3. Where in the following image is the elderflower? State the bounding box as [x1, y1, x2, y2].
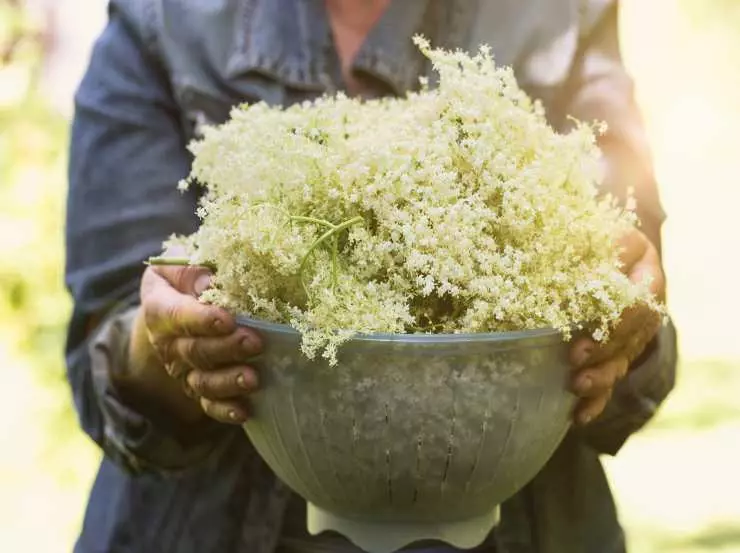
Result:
[170, 37, 661, 364]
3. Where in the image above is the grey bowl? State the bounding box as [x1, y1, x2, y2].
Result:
[238, 316, 576, 553]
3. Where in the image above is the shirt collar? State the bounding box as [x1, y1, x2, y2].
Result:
[225, 0, 480, 96]
[351, 0, 432, 96]
[353, 0, 481, 96]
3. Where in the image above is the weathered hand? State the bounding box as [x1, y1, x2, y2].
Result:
[129, 262, 262, 424]
[569, 228, 665, 425]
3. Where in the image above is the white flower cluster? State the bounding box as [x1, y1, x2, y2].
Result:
[174, 37, 657, 364]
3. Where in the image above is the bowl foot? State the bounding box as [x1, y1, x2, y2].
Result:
[306, 503, 500, 553]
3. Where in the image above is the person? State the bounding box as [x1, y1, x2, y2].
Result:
[65, 1, 677, 552]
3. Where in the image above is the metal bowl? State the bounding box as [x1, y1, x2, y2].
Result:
[239, 316, 576, 553]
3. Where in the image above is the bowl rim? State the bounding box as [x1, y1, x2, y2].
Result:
[236, 315, 565, 344]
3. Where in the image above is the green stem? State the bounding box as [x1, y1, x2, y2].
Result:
[331, 235, 339, 287]
[146, 257, 217, 271]
[290, 215, 336, 229]
[147, 256, 192, 266]
[298, 215, 364, 297]
[298, 216, 363, 275]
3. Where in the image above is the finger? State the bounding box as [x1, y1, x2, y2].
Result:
[570, 304, 650, 368]
[199, 397, 250, 424]
[150, 262, 214, 298]
[187, 366, 259, 400]
[570, 336, 597, 368]
[616, 229, 648, 273]
[570, 334, 625, 368]
[603, 304, 661, 363]
[172, 329, 263, 371]
[571, 356, 629, 398]
[142, 268, 235, 339]
[574, 393, 611, 426]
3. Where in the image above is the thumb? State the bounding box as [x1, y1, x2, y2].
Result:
[151, 263, 213, 298]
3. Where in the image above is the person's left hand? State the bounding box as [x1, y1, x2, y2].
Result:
[569, 228, 665, 425]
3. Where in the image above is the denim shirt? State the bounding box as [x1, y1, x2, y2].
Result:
[65, 1, 677, 552]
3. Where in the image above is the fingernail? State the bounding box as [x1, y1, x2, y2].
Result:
[579, 413, 593, 425]
[236, 374, 250, 389]
[194, 274, 212, 296]
[228, 410, 240, 421]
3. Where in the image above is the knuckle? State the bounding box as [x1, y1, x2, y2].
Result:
[183, 338, 204, 367]
[164, 339, 180, 365]
[163, 302, 181, 331]
[188, 371, 208, 395]
[152, 336, 176, 366]
[148, 330, 166, 353]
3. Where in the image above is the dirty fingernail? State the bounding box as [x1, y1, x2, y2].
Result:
[237, 374, 249, 389]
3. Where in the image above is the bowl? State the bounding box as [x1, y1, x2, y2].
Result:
[238, 316, 576, 553]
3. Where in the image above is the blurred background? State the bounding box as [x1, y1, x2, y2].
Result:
[0, 0, 738, 551]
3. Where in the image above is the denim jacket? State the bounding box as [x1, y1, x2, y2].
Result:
[65, 1, 677, 552]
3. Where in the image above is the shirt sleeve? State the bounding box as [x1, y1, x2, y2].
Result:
[65, 0, 230, 473]
[557, 1, 678, 454]
[89, 306, 233, 473]
[577, 319, 678, 455]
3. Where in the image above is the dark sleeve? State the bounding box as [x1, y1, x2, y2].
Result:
[65, 0, 228, 473]
[578, 319, 678, 455]
[556, 1, 678, 454]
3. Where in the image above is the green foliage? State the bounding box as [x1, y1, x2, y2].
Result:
[0, 2, 72, 408]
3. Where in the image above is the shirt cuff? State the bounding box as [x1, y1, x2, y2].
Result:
[577, 318, 678, 455]
[89, 306, 233, 474]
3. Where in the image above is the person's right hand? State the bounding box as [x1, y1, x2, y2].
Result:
[128, 263, 263, 424]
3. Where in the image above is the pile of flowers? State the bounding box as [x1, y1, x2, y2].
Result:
[168, 37, 659, 364]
